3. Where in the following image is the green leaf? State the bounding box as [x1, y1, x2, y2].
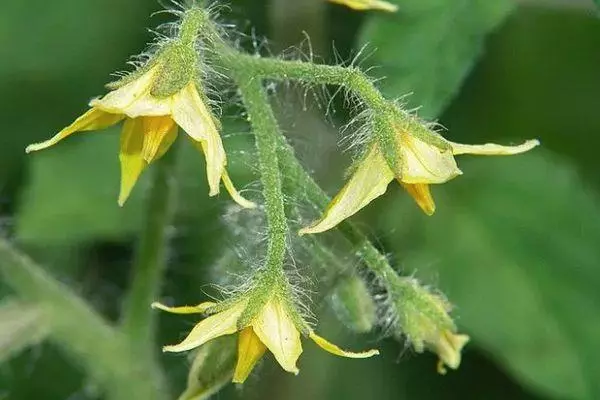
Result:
[380, 152, 600, 399]
[0, 0, 155, 80]
[0, 299, 49, 363]
[16, 128, 144, 245]
[359, 0, 514, 119]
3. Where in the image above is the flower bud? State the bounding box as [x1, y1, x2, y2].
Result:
[329, 275, 377, 333]
[389, 277, 469, 373]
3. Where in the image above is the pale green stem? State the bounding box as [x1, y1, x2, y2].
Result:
[0, 239, 166, 400]
[121, 145, 178, 356]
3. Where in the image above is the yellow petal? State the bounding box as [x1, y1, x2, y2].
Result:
[328, 0, 398, 12]
[232, 327, 267, 383]
[251, 298, 302, 374]
[151, 301, 217, 314]
[163, 302, 246, 353]
[449, 139, 540, 156]
[118, 118, 147, 206]
[299, 145, 394, 235]
[400, 183, 436, 215]
[91, 67, 171, 117]
[309, 331, 379, 358]
[173, 83, 225, 196]
[433, 331, 470, 374]
[25, 108, 122, 153]
[141, 116, 178, 163]
[400, 132, 462, 184]
[221, 171, 257, 209]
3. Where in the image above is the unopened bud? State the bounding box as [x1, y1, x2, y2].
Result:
[329, 275, 376, 333]
[389, 277, 469, 373]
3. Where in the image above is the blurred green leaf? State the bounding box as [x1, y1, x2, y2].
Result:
[0, 0, 154, 80]
[0, 299, 49, 363]
[15, 128, 144, 245]
[359, 0, 514, 119]
[380, 152, 600, 399]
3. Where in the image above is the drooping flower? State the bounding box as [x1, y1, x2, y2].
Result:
[26, 54, 255, 208]
[386, 276, 469, 373]
[299, 123, 539, 234]
[153, 293, 378, 383]
[328, 0, 398, 12]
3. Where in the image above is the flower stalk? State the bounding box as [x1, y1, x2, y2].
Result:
[235, 75, 288, 277]
[120, 143, 179, 354]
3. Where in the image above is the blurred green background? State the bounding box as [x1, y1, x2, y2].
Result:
[1, 0, 599, 399]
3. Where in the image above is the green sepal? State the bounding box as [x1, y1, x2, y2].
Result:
[389, 277, 456, 351]
[150, 42, 197, 98]
[401, 113, 451, 151]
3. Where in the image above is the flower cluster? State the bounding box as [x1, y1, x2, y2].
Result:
[25, 3, 540, 394]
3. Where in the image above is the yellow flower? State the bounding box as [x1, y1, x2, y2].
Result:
[152, 296, 379, 383]
[328, 0, 398, 12]
[25, 67, 255, 208]
[299, 129, 539, 234]
[428, 330, 470, 375]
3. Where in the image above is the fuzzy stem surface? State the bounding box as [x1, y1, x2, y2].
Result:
[236, 75, 288, 280]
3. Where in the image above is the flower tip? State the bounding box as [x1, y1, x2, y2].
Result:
[437, 360, 448, 375]
[368, 349, 380, 357]
[236, 197, 258, 209]
[375, 1, 399, 12]
[245, 200, 258, 209]
[298, 224, 323, 236]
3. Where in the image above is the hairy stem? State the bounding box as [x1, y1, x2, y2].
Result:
[0, 240, 166, 400]
[236, 75, 288, 278]
[121, 145, 178, 356]
[206, 27, 407, 294]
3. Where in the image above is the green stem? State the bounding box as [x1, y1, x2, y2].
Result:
[235, 75, 288, 277]
[202, 13, 410, 304]
[179, 6, 208, 46]
[224, 53, 390, 114]
[121, 144, 179, 355]
[0, 240, 166, 400]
